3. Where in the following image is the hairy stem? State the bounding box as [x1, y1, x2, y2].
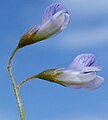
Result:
[8, 46, 19, 66]
[17, 75, 38, 89]
[7, 47, 25, 120]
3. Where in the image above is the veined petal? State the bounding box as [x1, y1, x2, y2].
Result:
[56, 70, 96, 86]
[49, 12, 70, 37]
[61, 13, 70, 30]
[35, 11, 66, 40]
[82, 76, 104, 90]
[41, 3, 68, 24]
[68, 54, 97, 71]
[77, 72, 96, 83]
[81, 66, 101, 73]
[57, 71, 82, 84]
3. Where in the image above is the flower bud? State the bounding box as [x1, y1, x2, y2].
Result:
[18, 3, 70, 48]
[37, 54, 104, 90]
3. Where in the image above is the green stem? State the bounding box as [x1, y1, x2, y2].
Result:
[17, 75, 38, 89]
[7, 46, 25, 120]
[8, 46, 19, 66]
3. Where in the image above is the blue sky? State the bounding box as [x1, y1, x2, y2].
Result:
[0, 0, 108, 120]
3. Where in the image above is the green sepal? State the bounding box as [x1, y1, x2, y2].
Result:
[37, 68, 66, 86]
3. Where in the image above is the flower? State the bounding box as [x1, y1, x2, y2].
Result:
[18, 3, 70, 48]
[38, 54, 104, 90]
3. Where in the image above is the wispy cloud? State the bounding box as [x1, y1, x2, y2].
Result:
[46, 113, 106, 120]
[59, 0, 108, 16]
[53, 0, 108, 50]
[56, 24, 108, 49]
[0, 111, 16, 120]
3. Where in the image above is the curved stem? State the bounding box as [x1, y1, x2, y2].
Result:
[8, 46, 19, 67]
[7, 47, 25, 120]
[17, 75, 39, 89]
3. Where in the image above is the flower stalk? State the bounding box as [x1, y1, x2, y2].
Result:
[7, 47, 25, 120]
[17, 75, 38, 89]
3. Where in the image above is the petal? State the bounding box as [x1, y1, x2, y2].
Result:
[57, 71, 82, 84]
[82, 76, 104, 90]
[49, 12, 70, 37]
[81, 66, 101, 73]
[77, 72, 96, 83]
[35, 11, 67, 40]
[61, 13, 70, 30]
[41, 3, 68, 24]
[68, 54, 98, 71]
[56, 70, 96, 85]
[67, 85, 81, 89]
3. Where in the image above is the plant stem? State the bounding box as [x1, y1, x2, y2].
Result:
[17, 75, 38, 89]
[8, 46, 19, 66]
[7, 46, 25, 120]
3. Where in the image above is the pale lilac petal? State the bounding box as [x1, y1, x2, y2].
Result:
[56, 70, 96, 85]
[49, 12, 70, 37]
[33, 3, 70, 40]
[68, 54, 98, 71]
[57, 71, 82, 84]
[61, 13, 70, 30]
[77, 72, 96, 83]
[41, 3, 68, 24]
[81, 66, 101, 73]
[82, 76, 104, 90]
[67, 85, 81, 89]
[35, 11, 67, 40]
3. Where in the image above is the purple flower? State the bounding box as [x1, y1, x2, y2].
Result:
[18, 3, 70, 48]
[38, 54, 104, 90]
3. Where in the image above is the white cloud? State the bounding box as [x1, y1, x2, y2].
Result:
[0, 111, 16, 120]
[52, 0, 108, 50]
[56, 24, 108, 50]
[46, 113, 106, 120]
[59, 0, 108, 16]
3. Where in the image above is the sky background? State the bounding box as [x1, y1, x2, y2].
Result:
[0, 0, 108, 120]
